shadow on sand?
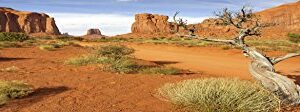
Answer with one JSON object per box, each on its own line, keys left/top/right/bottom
{"left": 0, "top": 57, "right": 31, "bottom": 62}
{"left": 151, "top": 61, "right": 180, "bottom": 65}
{"left": 0, "top": 86, "right": 70, "bottom": 111}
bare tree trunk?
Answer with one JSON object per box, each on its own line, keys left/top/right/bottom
{"left": 178, "top": 6, "right": 300, "bottom": 106}
{"left": 247, "top": 48, "right": 300, "bottom": 105}
{"left": 186, "top": 34, "right": 300, "bottom": 106}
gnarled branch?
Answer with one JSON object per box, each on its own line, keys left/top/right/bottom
{"left": 185, "top": 6, "right": 300, "bottom": 106}
{"left": 271, "top": 53, "right": 300, "bottom": 65}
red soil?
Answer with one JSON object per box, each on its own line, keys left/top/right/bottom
{"left": 0, "top": 43, "right": 299, "bottom": 112}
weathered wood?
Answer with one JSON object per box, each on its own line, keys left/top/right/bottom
{"left": 181, "top": 6, "right": 300, "bottom": 106}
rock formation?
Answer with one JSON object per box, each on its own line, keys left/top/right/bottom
{"left": 192, "top": 1, "right": 300, "bottom": 39}
{"left": 127, "top": 1, "right": 300, "bottom": 39}
{"left": 83, "top": 28, "right": 105, "bottom": 39}
{"left": 0, "top": 7, "right": 60, "bottom": 35}
{"left": 87, "top": 29, "right": 102, "bottom": 35}
{"left": 131, "top": 13, "right": 173, "bottom": 34}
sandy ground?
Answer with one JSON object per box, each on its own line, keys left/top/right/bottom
{"left": 0, "top": 43, "right": 299, "bottom": 112}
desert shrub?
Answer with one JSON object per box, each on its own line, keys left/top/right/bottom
{"left": 39, "top": 44, "right": 59, "bottom": 51}
{"left": 158, "top": 78, "right": 280, "bottom": 112}
{"left": 0, "top": 80, "right": 33, "bottom": 105}
{"left": 141, "top": 67, "right": 181, "bottom": 75}
{"left": 95, "top": 45, "right": 135, "bottom": 59}
{"left": 288, "top": 33, "right": 300, "bottom": 43}
{"left": 57, "top": 36, "right": 83, "bottom": 41}
{"left": 0, "top": 32, "right": 28, "bottom": 42}
{"left": 65, "top": 55, "right": 105, "bottom": 66}
{"left": 102, "top": 58, "right": 140, "bottom": 74}
{"left": 66, "top": 45, "right": 183, "bottom": 75}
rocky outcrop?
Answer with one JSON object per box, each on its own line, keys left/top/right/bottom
{"left": 131, "top": 13, "right": 173, "bottom": 34}
{"left": 192, "top": 1, "right": 300, "bottom": 39}
{"left": 87, "top": 29, "right": 102, "bottom": 35}
{"left": 0, "top": 7, "right": 60, "bottom": 35}
{"left": 127, "top": 2, "right": 300, "bottom": 39}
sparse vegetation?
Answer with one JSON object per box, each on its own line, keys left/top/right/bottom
{"left": 66, "top": 45, "right": 183, "bottom": 75}
{"left": 89, "top": 37, "right": 300, "bottom": 53}
{"left": 57, "top": 36, "right": 83, "bottom": 41}
{"left": 158, "top": 78, "right": 280, "bottom": 112}
{"left": 39, "top": 44, "right": 59, "bottom": 51}
{"left": 95, "top": 45, "right": 135, "bottom": 59}
{"left": 0, "top": 41, "right": 22, "bottom": 49}
{"left": 0, "top": 81, "right": 33, "bottom": 105}
{"left": 0, "top": 32, "right": 28, "bottom": 42}
{"left": 64, "top": 55, "right": 104, "bottom": 66}
{"left": 102, "top": 57, "right": 139, "bottom": 74}
{"left": 288, "top": 33, "right": 300, "bottom": 43}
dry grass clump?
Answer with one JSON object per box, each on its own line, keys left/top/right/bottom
{"left": 0, "top": 81, "right": 33, "bottom": 105}
{"left": 64, "top": 55, "right": 105, "bottom": 66}
{"left": 158, "top": 78, "right": 280, "bottom": 112}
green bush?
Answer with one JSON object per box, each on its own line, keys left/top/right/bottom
{"left": 95, "top": 45, "right": 135, "bottom": 59}
{"left": 0, "top": 80, "right": 33, "bottom": 105}
{"left": 158, "top": 78, "right": 280, "bottom": 112}
{"left": 0, "top": 32, "right": 28, "bottom": 42}
{"left": 288, "top": 33, "right": 300, "bottom": 43}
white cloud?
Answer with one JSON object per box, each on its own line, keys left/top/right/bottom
{"left": 49, "top": 13, "right": 135, "bottom": 36}
{"left": 48, "top": 13, "right": 208, "bottom": 36}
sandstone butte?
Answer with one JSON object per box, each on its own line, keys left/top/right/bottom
{"left": 0, "top": 7, "right": 60, "bottom": 35}
{"left": 127, "top": 1, "right": 300, "bottom": 39}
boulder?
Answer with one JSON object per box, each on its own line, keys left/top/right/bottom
{"left": 0, "top": 7, "right": 60, "bottom": 35}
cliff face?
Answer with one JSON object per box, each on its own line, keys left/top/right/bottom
{"left": 0, "top": 7, "right": 60, "bottom": 35}
{"left": 131, "top": 13, "right": 173, "bottom": 34}
{"left": 258, "top": 1, "right": 300, "bottom": 31}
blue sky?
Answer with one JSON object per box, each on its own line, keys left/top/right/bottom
{"left": 0, "top": 0, "right": 297, "bottom": 35}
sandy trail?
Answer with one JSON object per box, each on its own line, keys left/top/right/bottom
{"left": 0, "top": 43, "right": 299, "bottom": 112}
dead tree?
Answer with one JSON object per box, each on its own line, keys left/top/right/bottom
{"left": 173, "top": 11, "right": 187, "bottom": 33}
{"left": 188, "top": 7, "right": 300, "bottom": 106}
{"left": 173, "top": 12, "right": 197, "bottom": 37}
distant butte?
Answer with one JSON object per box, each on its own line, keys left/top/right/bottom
{"left": 0, "top": 7, "right": 60, "bottom": 35}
